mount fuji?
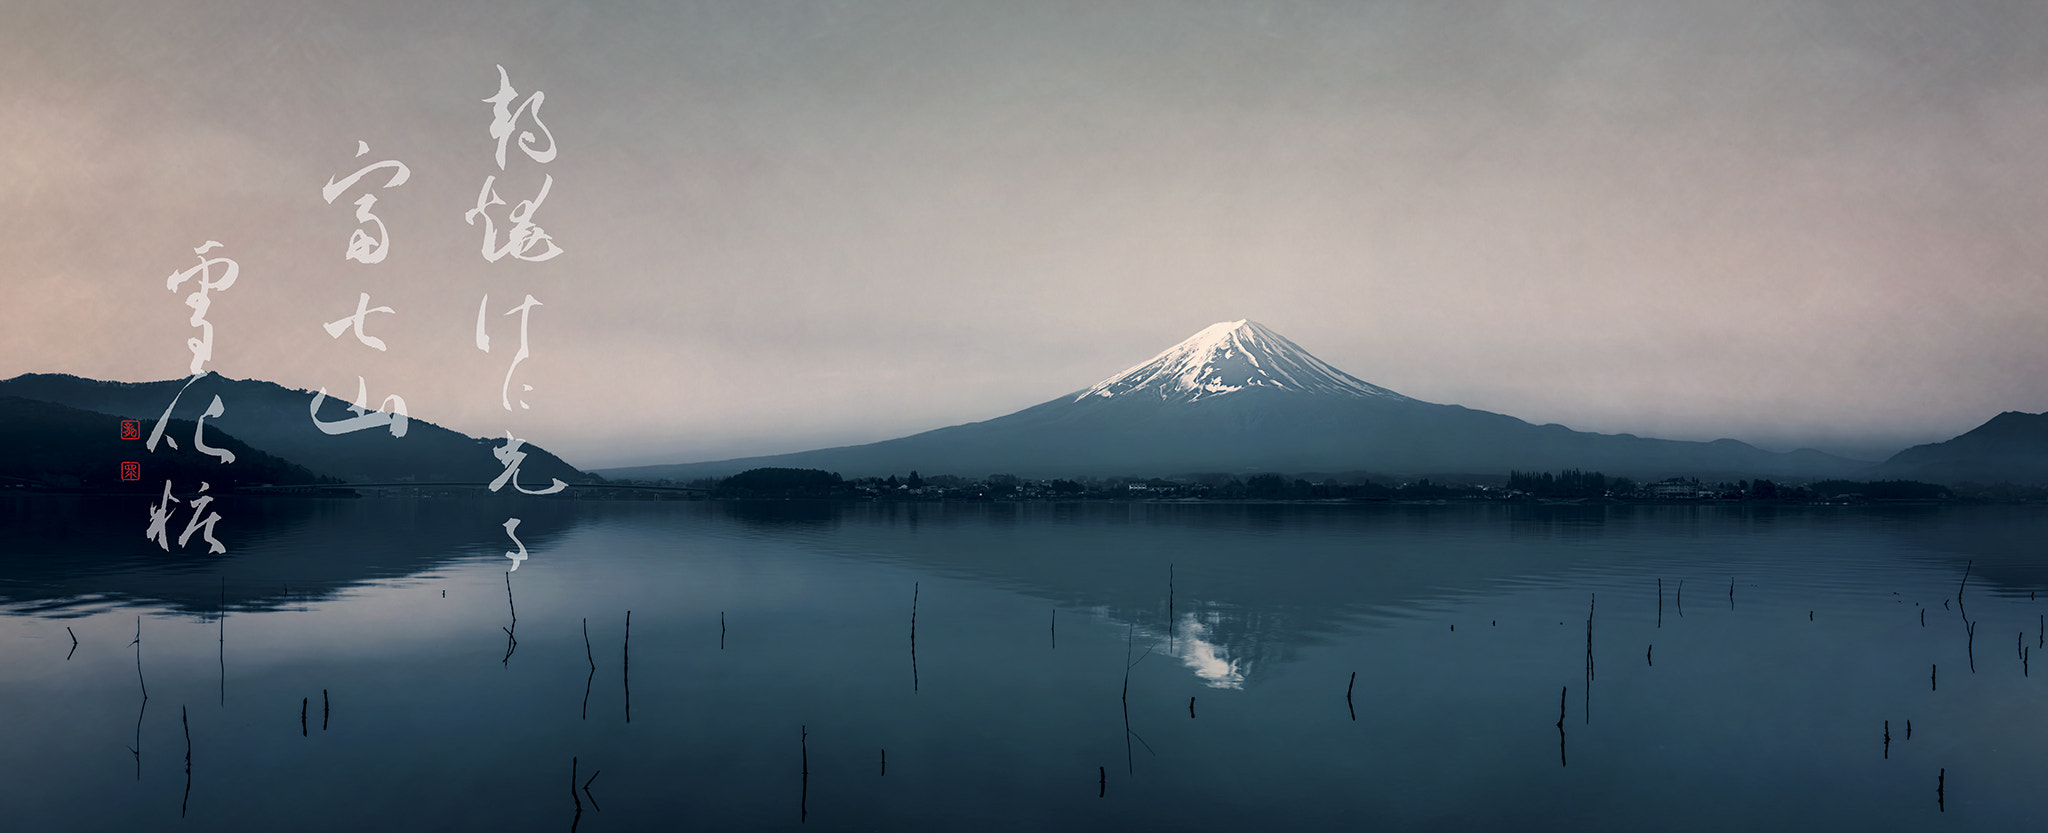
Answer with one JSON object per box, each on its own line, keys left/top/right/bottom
{"left": 1072, "top": 320, "right": 1410, "bottom": 404}
{"left": 602, "top": 320, "right": 1867, "bottom": 482}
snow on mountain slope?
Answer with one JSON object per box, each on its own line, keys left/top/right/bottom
{"left": 1076, "top": 320, "right": 1410, "bottom": 404}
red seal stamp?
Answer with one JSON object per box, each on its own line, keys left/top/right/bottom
{"left": 120, "top": 462, "right": 142, "bottom": 481}
{"left": 120, "top": 419, "right": 142, "bottom": 440}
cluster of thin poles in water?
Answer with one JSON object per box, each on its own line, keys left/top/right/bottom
{"left": 94, "top": 553, "right": 2034, "bottom": 823}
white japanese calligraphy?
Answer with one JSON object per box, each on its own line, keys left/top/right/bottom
{"left": 488, "top": 431, "right": 567, "bottom": 495}
{"left": 323, "top": 292, "right": 396, "bottom": 351}
{"left": 192, "top": 394, "right": 235, "bottom": 464}
{"left": 146, "top": 371, "right": 207, "bottom": 452}
{"left": 145, "top": 480, "right": 225, "bottom": 554}
{"left": 321, "top": 142, "right": 412, "bottom": 264}
{"left": 178, "top": 482, "right": 226, "bottom": 554}
{"left": 502, "top": 517, "right": 529, "bottom": 571}
{"left": 484, "top": 64, "right": 556, "bottom": 170}
{"left": 165, "top": 242, "right": 239, "bottom": 375}
{"left": 474, "top": 293, "right": 543, "bottom": 410}
{"left": 145, "top": 481, "right": 179, "bottom": 550}
{"left": 465, "top": 175, "right": 562, "bottom": 263}
{"left": 309, "top": 376, "right": 410, "bottom": 437}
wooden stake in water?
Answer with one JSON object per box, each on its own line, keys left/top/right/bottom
{"left": 182, "top": 705, "right": 192, "bottom": 818}
{"left": 323, "top": 689, "right": 329, "bottom": 731}
{"left": 1121, "top": 625, "right": 1154, "bottom": 774}
{"left": 502, "top": 573, "right": 519, "bottom": 668}
{"left": 623, "top": 611, "right": 632, "bottom": 723}
{"left": 1346, "top": 672, "right": 1356, "bottom": 721}
{"left": 1557, "top": 686, "right": 1567, "bottom": 768}
{"left": 910, "top": 583, "right": 920, "bottom": 693}
{"left": 1968, "top": 620, "right": 1977, "bottom": 673}
{"left": 1957, "top": 561, "right": 1972, "bottom": 620}
{"left": 127, "top": 698, "right": 145, "bottom": 781}
{"left": 1585, "top": 594, "right": 1595, "bottom": 725}
{"left": 132, "top": 616, "right": 147, "bottom": 700}
{"left": 582, "top": 618, "right": 595, "bottom": 721}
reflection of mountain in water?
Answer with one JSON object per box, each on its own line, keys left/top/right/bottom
{"left": 714, "top": 499, "right": 846, "bottom": 529}
{"left": 703, "top": 500, "right": 2048, "bottom": 687}
{"left": 0, "top": 495, "right": 580, "bottom": 617}
{"left": 14, "top": 494, "right": 2038, "bottom": 687}
{"left": 707, "top": 500, "right": 1639, "bottom": 686}
{"left": 1175, "top": 612, "right": 1246, "bottom": 688}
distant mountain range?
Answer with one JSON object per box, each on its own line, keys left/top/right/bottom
{"left": 1870, "top": 411, "right": 2048, "bottom": 485}
{"left": 0, "top": 373, "right": 587, "bottom": 488}
{"left": 598, "top": 320, "right": 1918, "bottom": 483}
{"left": 12, "top": 322, "right": 2046, "bottom": 489}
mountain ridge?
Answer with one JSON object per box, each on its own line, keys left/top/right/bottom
{"left": 600, "top": 320, "right": 1875, "bottom": 482}
{"left": 0, "top": 395, "right": 330, "bottom": 490}
{"left": 1872, "top": 411, "right": 2048, "bottom": 485}
{"left": 0, "top": 372, "right": 590, "bottom": 486}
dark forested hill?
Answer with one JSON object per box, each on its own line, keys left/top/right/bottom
{"left": 0, "top": 373, "right": 591, "bottom": 486}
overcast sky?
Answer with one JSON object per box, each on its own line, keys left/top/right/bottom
{"left": 7, "top": 0, "right": 2048, "bottom": 468}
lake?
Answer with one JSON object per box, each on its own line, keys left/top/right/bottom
{"left": 3, "top": 496, "right": 2044, "bottom": 831}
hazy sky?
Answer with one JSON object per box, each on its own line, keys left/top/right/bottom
{"left": 8, "top": 0, "right": 2048, "bottom": 468}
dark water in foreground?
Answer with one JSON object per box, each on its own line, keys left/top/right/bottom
{"left": 3, "top": 496, "right": 2046, "bottom": 831}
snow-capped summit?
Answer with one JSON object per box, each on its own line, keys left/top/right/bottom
{"left": 1076, "top": 320, "right": 1410, "bottom": 404}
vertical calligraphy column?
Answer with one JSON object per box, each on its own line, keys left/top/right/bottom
{"left": 311, "top": 141, "right": 413, "bottom": 440}
{"left": 145, "top": 243, "right": 240, "bottom": 554}
{"left": 468, "top": 64, "right": 566, "bottom": 572}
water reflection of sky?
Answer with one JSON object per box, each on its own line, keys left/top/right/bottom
{"left": 6, "top": 499, "right": 2048, "bottom": 831}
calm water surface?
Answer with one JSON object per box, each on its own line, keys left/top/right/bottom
{"left": 3, "top": 496, "right": 2045, "bottom": 831}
